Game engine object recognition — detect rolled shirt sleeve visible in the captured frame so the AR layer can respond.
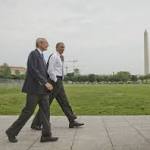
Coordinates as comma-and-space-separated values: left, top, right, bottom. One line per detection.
47, 55, 57, 82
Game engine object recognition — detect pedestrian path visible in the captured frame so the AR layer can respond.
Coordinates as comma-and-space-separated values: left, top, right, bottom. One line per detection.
1, 116, 150, 150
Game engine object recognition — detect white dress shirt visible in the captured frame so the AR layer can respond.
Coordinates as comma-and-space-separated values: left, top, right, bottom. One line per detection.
47, 51, 64, 82
37, 48, 43, 54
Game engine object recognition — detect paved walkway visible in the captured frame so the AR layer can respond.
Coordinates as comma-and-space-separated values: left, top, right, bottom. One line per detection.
1, 116, 150, 150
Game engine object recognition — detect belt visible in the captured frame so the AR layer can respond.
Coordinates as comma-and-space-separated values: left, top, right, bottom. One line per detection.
56, 76, 63, 80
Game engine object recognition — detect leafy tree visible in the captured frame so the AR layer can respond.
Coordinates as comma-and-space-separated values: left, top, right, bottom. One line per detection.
66, 72, 74, 81
73, 68, 80, 76
116, 71, 131, 82
88, 74, 96, 82
78, 75, 88, 82
131, 75, 138, 82
0, 63, 11, 78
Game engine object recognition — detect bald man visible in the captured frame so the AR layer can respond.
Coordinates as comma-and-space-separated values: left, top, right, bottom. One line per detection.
6, 38, 58, 143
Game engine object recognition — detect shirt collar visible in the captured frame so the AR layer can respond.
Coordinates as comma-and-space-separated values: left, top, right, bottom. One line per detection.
37, 48, 43, 54
56, 51, 61, 56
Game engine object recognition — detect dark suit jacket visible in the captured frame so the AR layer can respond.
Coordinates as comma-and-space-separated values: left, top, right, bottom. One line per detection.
22, 49, 49, 95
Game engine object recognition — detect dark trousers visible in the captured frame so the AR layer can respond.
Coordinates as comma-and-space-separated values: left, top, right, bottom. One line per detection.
7, 94, 51, 137
31, 79, 76, 127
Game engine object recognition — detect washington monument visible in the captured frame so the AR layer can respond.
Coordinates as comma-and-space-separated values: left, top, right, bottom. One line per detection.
144, 29, 149, 75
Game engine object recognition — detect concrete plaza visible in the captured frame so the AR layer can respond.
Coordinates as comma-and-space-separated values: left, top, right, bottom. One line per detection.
0, 116, 150, 150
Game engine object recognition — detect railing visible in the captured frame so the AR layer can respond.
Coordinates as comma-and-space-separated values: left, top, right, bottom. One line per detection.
0, 78, 24, 87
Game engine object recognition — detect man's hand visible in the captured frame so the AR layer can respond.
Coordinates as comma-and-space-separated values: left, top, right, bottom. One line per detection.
45, 82, 53, 91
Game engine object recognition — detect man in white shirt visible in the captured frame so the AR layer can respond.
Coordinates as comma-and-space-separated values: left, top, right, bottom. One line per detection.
31, 42, 84, 129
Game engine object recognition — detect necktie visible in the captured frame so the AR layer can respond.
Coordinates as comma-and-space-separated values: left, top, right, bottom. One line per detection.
41, 53, 46, 66
60, 55, 64, 79
60, 55, 64, 62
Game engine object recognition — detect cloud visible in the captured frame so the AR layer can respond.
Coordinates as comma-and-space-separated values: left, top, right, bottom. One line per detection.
0, 0, 149, 74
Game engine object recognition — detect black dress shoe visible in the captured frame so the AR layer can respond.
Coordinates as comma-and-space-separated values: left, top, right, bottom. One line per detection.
69, 121, 84, 128
5, 130, 18, 143
31, 126, 41, 131
40, 136, 58, 142
72, 115, 77, 120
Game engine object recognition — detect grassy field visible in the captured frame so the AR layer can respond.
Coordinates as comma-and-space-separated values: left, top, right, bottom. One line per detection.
0, 84, 150, 115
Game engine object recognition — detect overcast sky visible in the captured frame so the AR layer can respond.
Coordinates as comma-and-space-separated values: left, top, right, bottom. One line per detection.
0, 0, 149, 75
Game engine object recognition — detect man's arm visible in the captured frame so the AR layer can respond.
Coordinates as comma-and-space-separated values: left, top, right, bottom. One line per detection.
47, 55, 57, 83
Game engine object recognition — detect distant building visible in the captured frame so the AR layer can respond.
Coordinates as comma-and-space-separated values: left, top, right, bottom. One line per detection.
0, 65, 26, 75
9, 66, 26, 75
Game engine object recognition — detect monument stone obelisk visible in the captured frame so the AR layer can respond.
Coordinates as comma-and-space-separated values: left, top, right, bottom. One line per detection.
144, 29, 149, 75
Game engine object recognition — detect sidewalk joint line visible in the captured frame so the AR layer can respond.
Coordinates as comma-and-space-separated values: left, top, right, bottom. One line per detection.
124, 117, 150, 145
102, 117, 115, 150
70, 129, 78, 150
26, 136, 39, 150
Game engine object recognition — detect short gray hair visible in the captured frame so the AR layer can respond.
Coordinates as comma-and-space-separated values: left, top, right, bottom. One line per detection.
56, 42, 64, 49
36, 38, 47, 48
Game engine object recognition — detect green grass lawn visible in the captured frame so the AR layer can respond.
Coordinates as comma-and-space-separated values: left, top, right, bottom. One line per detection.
0, 84, 150, 115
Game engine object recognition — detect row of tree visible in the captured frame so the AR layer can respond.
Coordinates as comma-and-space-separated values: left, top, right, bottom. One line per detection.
64, 71, 150, 83
1, 63, 150, 83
